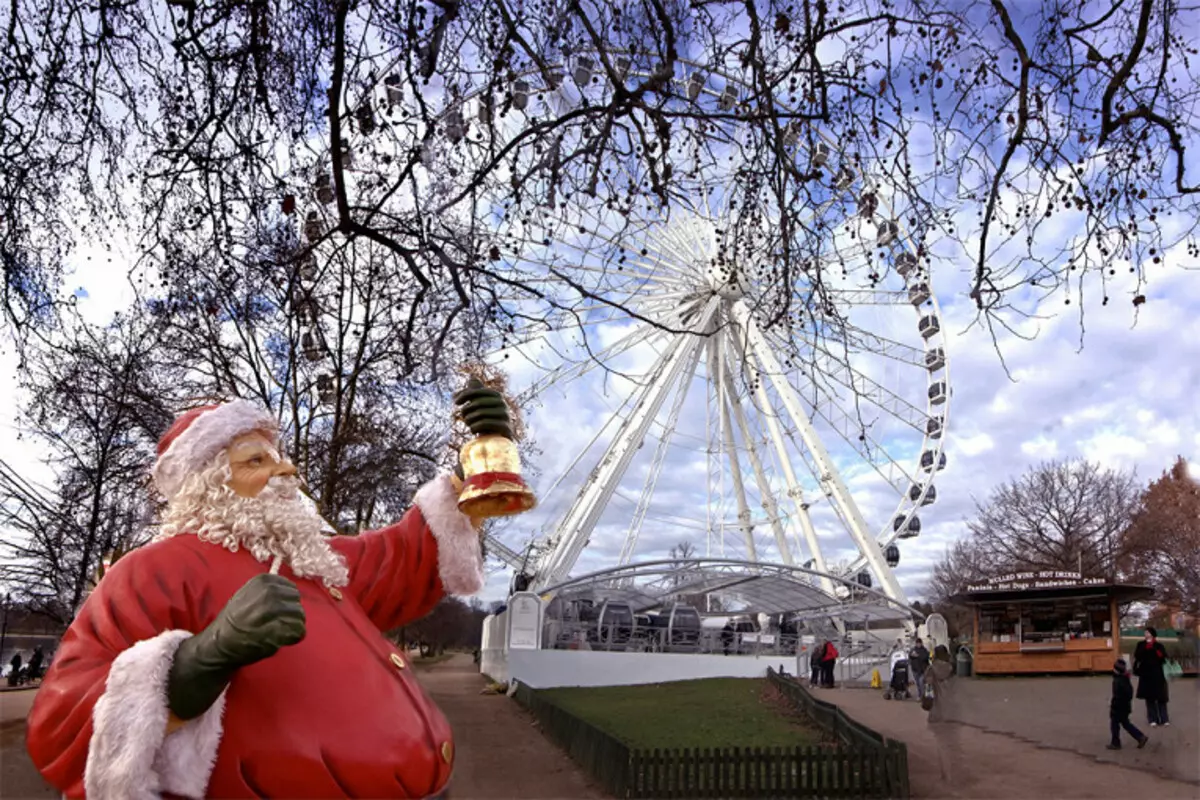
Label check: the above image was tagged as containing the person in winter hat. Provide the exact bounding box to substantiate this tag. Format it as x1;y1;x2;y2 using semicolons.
27;388;513;799
1133;626;1170;726
1108;659;1149;750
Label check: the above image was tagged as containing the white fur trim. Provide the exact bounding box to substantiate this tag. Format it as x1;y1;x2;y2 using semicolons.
86;630;226;800
414;474;485;596
153;400;277;500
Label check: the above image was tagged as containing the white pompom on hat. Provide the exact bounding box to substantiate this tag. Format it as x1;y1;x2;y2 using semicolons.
153;400;279;501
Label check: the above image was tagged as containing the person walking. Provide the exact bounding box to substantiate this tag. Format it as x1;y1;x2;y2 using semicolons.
821;639;839;688
1133;626;1170;726
1107;659;1149;750
909;637;931;702
7;652;21;687
924;651;960;781
27;646;44;682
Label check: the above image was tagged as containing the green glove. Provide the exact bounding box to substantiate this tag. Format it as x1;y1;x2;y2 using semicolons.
453;377;513;439
167;574;306;721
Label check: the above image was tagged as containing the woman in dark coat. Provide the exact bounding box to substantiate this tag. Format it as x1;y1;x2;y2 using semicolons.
1133;626;1170;726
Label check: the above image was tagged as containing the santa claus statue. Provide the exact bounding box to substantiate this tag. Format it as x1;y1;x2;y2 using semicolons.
27;383;518;799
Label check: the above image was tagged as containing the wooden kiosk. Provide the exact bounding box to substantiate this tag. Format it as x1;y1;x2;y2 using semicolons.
951;572;1153;675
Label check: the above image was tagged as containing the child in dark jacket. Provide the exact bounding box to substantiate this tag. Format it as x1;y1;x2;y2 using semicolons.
1108;659;1149;750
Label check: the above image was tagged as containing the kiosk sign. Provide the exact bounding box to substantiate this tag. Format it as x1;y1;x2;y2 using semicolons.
506;591;544;650
966;571;1106;592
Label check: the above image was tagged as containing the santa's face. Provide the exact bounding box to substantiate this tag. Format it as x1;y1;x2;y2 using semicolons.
157;438;349;586
226;431;296;497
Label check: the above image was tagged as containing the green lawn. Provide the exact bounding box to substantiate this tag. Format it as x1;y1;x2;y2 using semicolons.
538;678;821;750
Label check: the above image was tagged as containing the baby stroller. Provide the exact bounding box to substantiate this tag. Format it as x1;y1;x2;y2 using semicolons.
883;658;911;700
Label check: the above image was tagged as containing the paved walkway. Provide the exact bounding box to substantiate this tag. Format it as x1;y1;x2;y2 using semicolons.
418;655;608;799
0;688;58;798
948;675;1198;785
1;658;606;800
816;679;1198;799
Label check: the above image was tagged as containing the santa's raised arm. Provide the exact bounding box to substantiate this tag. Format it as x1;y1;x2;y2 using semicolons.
27;386;514;799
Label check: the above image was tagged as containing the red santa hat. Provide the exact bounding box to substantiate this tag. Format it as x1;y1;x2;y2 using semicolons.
153;400;278;501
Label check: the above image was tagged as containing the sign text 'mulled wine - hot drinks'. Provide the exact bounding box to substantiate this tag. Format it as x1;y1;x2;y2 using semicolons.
966;571;1107;592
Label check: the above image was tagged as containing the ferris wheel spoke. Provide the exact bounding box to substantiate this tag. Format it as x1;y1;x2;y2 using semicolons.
800;385;917;496
523;256;692;299
545;220;703;287
794;350;928;435
803;346;929;432
537;391;641;515
517;325;667;402
820;288;914;306
765;328;929;430
490;304;650;356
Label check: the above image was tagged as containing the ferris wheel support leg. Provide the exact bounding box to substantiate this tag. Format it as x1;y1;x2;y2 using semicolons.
719;352;793;565
715;336;758;562
533;301;718;591
731;301;912;615
617;343;704;568
748;364;836;595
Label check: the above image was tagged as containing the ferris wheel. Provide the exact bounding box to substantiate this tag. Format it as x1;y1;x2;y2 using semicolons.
299;47;951;609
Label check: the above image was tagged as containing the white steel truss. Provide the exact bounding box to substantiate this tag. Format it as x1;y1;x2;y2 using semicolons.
730;300;910;608
715;336;759;563
616;341;705;567
719;341;793;565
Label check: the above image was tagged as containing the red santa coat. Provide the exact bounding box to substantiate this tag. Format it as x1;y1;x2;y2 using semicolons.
26;475;484;799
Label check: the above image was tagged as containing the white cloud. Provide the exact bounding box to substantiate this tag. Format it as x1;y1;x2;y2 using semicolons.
1019;435;1058;459
954;433;994;457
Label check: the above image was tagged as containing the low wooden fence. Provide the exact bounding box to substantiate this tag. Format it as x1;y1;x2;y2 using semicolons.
511;677;909;799
765;669;888;750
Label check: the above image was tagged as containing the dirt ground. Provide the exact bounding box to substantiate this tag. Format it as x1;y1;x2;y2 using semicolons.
821;683;1199;800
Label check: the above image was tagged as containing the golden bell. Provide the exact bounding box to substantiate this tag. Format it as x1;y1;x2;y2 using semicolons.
457;434;537;518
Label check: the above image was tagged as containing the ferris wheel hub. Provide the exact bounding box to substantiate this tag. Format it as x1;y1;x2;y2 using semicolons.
706;262;749;299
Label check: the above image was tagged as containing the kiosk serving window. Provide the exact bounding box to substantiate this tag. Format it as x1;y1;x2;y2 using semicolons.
980;599;1111;647
980;604;1020;642
1018;599;1110;649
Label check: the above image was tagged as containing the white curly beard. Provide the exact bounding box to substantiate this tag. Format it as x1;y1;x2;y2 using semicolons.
155;455;350;587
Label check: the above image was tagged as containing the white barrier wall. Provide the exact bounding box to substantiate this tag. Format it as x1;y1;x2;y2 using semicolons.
479;612;509;684
507;648;799;689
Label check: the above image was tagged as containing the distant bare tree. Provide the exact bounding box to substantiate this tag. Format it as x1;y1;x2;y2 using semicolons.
667;539;698;586
925;538;990;605
147;224;473;530
392;596;489;656
933;459;1140;593
0;312;171;622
